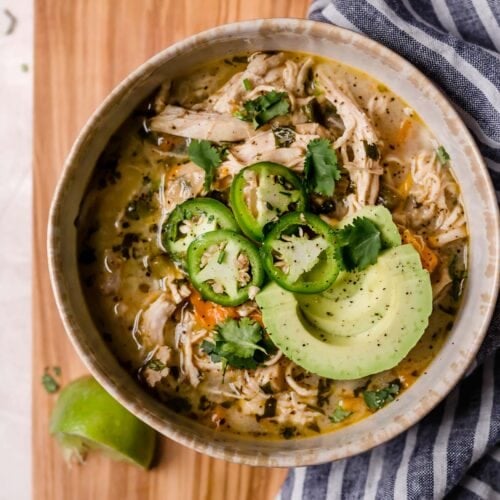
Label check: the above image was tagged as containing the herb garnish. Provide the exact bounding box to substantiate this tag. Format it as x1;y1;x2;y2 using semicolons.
201;317;268;370
243;78;253;91
232;55;248;64
448;255;467;301
362;380;401;410
235;91;290;129
305;99;343;131
257;397;277;420
147;359;166;371
329;405;353;423
260;381;275;395
281;426;297;439
198;395;213;411
188;139;223;190
317;378;332;407
436;145;450;165
336;217;382;271
272;126;296;148
363;141;380;160
304;138;341;196
125;191;156;221
42;367;61;394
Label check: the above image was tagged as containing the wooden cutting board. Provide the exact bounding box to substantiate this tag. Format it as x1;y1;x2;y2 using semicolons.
33;1;309;498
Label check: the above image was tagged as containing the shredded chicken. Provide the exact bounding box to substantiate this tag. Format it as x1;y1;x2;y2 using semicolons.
273;392;319;426
289;57;313;96
398;152;467;247
161;163;205;213
315;64;382;212
176;310;201;387
263;350;283;367
208;52;287;114
143;345;172;387
141;294;176;346
153;81;171;114
150;105;255;142
217;125;327;181
366;94;389;123
227;129;320;172
432;266;453;300
285;362;318;397
163;274;191;304
236;302;259;317
254;362;285;392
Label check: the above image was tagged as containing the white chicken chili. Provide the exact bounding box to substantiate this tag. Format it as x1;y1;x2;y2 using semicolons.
77;52;468;439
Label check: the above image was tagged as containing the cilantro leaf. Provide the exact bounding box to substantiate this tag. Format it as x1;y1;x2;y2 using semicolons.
362;381;401;411
336;217;382;271
188;139;222;190
304;138;340;196
201;318;267;369
329;405;353;423
200;340;223;363
436;145;450;165
216;317;265;358
236;91;290;129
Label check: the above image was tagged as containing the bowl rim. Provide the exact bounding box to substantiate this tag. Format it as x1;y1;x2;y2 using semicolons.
47;18;500;467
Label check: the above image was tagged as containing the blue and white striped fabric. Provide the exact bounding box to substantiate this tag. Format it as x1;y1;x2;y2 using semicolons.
279;1;500;499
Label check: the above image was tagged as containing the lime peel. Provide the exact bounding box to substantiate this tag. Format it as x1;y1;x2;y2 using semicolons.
50;376;156;469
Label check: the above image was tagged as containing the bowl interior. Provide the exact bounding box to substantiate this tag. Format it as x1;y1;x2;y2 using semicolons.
48;19;499;467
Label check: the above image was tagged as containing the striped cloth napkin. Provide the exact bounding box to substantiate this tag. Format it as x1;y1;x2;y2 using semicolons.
280;1;500;499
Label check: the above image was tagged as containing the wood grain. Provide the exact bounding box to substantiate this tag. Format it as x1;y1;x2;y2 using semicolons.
33;1;309;499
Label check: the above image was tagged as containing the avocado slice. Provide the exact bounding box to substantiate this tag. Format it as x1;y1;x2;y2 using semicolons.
301;245;424;334
338;205;402;248
256;245;432;380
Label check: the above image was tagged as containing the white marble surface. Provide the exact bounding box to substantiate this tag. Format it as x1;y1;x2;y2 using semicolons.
0;1;32;499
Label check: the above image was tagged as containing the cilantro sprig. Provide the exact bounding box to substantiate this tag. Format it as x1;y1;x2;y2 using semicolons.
304;138;341;197
235;91;290;129
362;380;401;411
336;217;382;271
201;318;269;370
188;139;223;190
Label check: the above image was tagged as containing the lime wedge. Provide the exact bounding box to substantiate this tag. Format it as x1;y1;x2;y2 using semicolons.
50;376;156;469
